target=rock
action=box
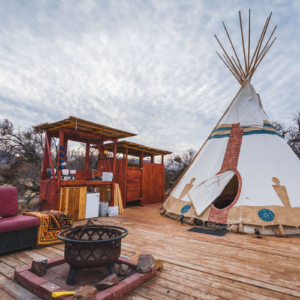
[96,274,119,290]
[74,285,97,300]
[228,224,238,232]
[119,264,129,276]
[136,254,156,273]
[31,258,47,277]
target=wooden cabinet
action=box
[59,187,87,220]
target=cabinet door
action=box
[77,187,87,220]
[59,188,70,214]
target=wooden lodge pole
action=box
[85,143,90,173]
[55,129,65,210]
[110,139,118,207]
[42,132,51,180]
[124,148,128,208]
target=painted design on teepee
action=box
[272,177,291,208]
[258,209,275,222]
[178,178,195,201]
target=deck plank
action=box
[1,205,300,300]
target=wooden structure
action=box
[94,141,172,208]
[33,116,136,219]
[2,205,300,300]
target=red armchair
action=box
[0,187,40,254]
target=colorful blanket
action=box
[22,210,73,246]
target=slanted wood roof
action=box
[32,116,136,140]
[98,141,172,157]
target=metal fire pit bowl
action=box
[58,225,128,285]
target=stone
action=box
[119,264,129,276]
[136,254,156,273]
[31,258,47,277]
[228,224,238,232]
[96,274,119,291]
[74,285,97,300]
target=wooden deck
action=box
[2,205,300,299]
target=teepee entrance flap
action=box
[189,170,236,216]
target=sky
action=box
[0,0,299,154]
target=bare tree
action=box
[165,148,196,191]
[0,119,44,203]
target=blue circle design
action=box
[181,204,191,214]
[258,209,275,222]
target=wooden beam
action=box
[55,129,65,210]
[140,151,144,168]
[111,139,118,207]
[124,147,128,209]
[61,128,105,141]
[42,132,51,180]
[85,143,90,172]
[45,132,56,186]
[151,154,155,163]
[161,155,164,165]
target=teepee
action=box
[163,11,300,236]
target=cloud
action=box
[0,0,299,153]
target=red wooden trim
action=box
[85,143,90,172]
[61,128,108,141]
[110,139,118,206]
[127,166,142,170]
[140,151,144,206]
[55,129,65,210]
[61,181,113,187]
[45,132,56,186]
[124,148,128,208]
[127,196,141,202]
[42,133,51,180]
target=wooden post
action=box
[56,129,65,210]
[42,132,51,180]
[85,143,90,174]
[151,154,155,163]
[162,155,165,202]
[110,139,118,206]
[140,151,144,206]
[124,148,128,208]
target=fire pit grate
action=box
[58,223,128,285]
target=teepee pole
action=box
[222,22,246,78]
[216,52,242,84]
[223,55,243,82]
[248,15,270,72]
[252,13,272,72]
[217,53,243,84]
[215,35,244,81]
[239,11,248,74]
[251,37,276,78]
[231,56,245,80]
[255,26,277,64]
[248,9,251,72]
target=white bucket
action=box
[108,206,119,217]
[99,202,109,217]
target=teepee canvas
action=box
[163,11,300,235]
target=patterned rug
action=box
[22,210,73,246]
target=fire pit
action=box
[58,224,128,285]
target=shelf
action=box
[60,180,113,187]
